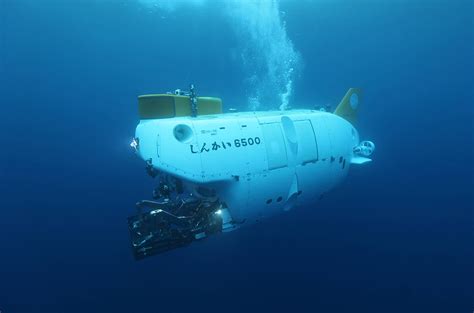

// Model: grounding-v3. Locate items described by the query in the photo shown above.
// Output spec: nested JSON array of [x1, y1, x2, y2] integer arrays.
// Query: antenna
[[189, 84, 198, 117]]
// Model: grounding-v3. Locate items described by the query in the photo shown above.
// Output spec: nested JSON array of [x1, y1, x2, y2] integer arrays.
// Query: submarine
[[128, 85, 375, 260]]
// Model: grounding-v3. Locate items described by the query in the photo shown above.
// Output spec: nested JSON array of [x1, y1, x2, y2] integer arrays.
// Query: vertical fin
[[333, 88, 361, 125]]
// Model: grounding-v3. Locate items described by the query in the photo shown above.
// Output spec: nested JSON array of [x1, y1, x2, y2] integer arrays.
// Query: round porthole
[[173, 124, 194, 143]]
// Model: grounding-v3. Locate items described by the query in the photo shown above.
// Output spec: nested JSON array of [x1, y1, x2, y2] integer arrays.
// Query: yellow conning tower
[[138, 94, 223, 119]]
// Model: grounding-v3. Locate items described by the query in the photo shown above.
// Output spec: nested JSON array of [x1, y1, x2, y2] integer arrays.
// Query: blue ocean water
[[0, 0, 473, 312]]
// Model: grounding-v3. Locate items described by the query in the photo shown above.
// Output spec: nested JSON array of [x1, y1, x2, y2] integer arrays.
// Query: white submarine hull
[[129, 88, 374, 259]]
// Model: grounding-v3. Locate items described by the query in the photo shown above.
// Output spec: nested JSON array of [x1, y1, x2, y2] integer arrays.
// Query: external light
[[130, 138, 139, 151]]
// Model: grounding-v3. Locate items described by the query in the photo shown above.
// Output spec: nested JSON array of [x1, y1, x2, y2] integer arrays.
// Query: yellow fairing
[[138, 94, 223, 119], [333, 88, 361, 125]]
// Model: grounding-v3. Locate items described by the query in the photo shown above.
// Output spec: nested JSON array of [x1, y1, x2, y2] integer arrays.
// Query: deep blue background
[[1, 0, 473, 312]]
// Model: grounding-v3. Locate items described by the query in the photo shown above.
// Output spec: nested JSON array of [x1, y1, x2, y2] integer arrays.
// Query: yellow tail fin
[[334, 88, 361, 125]]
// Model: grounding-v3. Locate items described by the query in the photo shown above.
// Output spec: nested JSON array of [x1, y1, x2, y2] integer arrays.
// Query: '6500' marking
[[190, 137, 261, 154]]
